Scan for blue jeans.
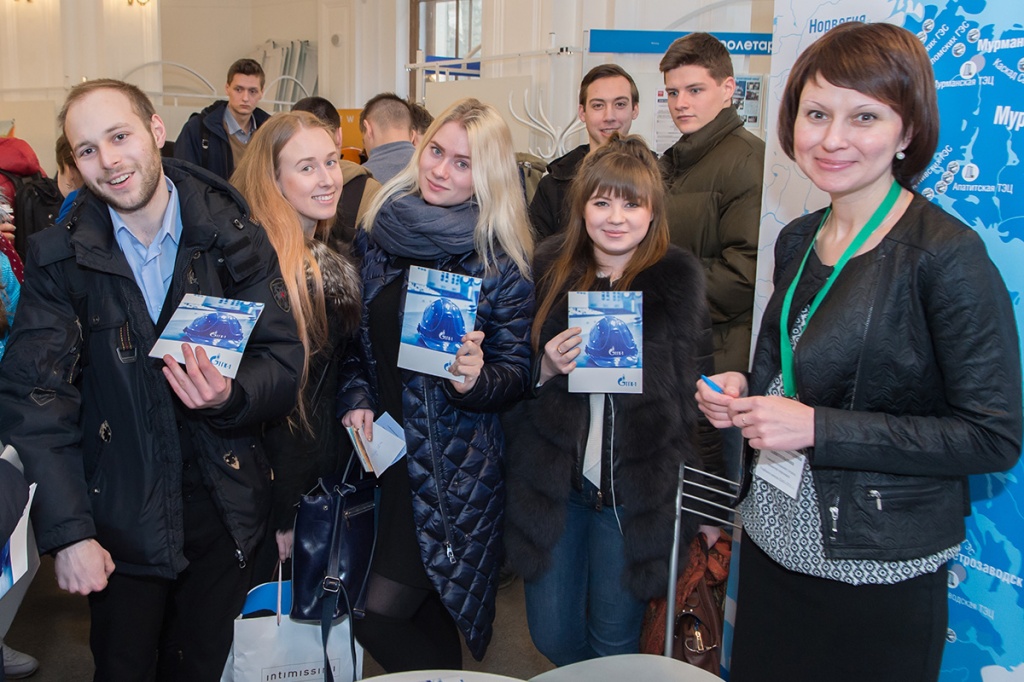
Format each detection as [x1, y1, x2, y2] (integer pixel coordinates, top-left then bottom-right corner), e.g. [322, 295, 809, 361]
[523, 482, 647, 666]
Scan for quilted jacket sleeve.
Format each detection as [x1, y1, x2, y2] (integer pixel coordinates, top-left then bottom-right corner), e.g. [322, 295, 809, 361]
[442, 256, 534, 413]
[335, 230, 376, 417]
[812, 228, 1023, 477]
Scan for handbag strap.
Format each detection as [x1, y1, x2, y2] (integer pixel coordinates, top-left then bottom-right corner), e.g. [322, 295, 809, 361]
[319, 582, 357, 682]
[318, 492, 352, 682]
[317, 482, 380, 682]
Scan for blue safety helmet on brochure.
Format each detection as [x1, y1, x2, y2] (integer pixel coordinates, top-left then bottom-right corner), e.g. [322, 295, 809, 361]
[417, 297, 466, 353]
[585, 315, 639, 367]
[182, 312, 245, 350]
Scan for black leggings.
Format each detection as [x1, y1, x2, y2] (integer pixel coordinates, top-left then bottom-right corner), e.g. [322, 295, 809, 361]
[353, 572, 463, 672]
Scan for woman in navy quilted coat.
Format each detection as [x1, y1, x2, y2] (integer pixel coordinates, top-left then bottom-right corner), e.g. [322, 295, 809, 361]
[337, 97, 534, 671]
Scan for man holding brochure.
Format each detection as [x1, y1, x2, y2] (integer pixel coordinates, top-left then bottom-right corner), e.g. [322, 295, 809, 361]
[0, 79, 303, 682]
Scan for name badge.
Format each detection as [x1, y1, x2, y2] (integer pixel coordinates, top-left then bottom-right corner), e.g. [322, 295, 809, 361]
[753, 449, 806, 499]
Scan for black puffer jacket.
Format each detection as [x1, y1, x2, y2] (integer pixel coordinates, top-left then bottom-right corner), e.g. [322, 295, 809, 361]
[504, 241, 723, 599]
[337, 229, 534, 660]
[0, 159, 304, 577]
[744, 193, 1022, 561]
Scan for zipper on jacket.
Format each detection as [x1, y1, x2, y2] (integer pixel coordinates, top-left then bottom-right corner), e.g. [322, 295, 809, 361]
[849, 259, 881, 410]
[828, 498, 840, 539]
[172, 249, 204, 304]
[425, 393, 457, 564]
[595, 490, 604, 512]
[234, 546, 247, 569]
[868, 489, 882, 511]
[65, 318, 83, 383]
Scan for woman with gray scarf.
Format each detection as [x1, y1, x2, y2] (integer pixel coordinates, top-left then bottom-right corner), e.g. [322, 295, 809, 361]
[337, 98, 534, 671]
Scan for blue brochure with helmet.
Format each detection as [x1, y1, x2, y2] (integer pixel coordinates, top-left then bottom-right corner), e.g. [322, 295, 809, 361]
[567, 291, 643, 394]
[149, 294, 265, 379]
[397, 265, 482, 383]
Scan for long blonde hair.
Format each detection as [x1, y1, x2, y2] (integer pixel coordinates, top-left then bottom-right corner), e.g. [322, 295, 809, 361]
[231, 111, 337, 421]
[361, 98, 533, 277]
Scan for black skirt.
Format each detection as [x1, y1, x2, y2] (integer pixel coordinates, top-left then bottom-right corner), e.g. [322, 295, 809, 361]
[729, 532, 947, 682]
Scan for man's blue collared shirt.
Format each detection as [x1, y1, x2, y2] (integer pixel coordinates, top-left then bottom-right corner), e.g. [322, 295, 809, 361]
[111, 177, 182, 324]
[223, 107, 255, 144]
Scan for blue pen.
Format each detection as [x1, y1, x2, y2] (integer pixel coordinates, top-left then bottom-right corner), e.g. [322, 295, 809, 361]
[700, 374, 725, 394]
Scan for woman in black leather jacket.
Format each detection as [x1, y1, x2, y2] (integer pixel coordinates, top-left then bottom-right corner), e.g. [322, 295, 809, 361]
[696, 22, 1022, 682]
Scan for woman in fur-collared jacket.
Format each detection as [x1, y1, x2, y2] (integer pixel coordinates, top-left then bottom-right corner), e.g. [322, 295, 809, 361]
[231, 112, 362, 580]
[504, 135, 724, 666]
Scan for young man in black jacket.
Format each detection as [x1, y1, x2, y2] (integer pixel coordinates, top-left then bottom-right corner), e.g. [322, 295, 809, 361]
[0, 79, 303, 682]
[174, 58, 270, 180]
[528, 64, 640, 238]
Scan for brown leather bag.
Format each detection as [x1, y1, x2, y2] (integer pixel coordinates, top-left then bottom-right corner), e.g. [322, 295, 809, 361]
[640, 533, 731, 676]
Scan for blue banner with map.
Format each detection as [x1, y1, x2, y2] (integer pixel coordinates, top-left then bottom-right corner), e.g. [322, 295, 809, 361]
[754, 0, 1024, 678]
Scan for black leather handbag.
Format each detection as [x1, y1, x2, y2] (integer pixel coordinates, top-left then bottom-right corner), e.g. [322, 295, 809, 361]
[291, 457, 377, 682]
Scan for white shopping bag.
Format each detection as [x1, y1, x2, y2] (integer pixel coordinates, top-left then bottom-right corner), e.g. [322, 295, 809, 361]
[221, 568, 363, 682]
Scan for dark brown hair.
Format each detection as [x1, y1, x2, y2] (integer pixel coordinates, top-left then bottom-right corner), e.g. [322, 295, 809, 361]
[777, 21, 938, 187]
[292, 96, 342, 130]
[227, 58, 266, 88]
[532, 134, 668, 350]
[579, 64, 640, 107]
[407, 100, 434, 135]
[359, 92, 412, 132]
[659, 32, 734, 83]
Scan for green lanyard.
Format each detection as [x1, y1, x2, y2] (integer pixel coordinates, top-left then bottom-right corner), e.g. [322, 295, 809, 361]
[779, 181, 902, 398]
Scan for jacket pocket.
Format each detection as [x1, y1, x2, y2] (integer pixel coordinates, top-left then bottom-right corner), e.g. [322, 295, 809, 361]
[864, 483, 945, 512]
[84, 297, 133, 366]
[840, 475, 962, 560]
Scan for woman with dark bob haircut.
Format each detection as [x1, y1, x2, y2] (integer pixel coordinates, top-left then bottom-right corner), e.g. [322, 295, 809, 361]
[697, 21, 1022, 681]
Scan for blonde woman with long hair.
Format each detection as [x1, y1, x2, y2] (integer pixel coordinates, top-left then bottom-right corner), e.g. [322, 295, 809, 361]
[231, 111, 361, 578]
[338, 98, 533, 671]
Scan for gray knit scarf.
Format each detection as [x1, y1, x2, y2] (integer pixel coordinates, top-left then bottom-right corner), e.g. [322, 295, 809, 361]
[370, 193, 479, 259]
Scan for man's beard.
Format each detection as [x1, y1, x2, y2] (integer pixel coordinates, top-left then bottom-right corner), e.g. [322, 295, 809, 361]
[89, 145, 163, 215]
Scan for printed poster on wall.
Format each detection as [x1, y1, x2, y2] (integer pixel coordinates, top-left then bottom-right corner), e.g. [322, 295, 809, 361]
[752, 0, 1024, 679]
[654, 75, 764, 155]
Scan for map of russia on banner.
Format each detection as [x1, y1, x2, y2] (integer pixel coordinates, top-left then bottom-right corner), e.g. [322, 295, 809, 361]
[757, 0, 1024, 679]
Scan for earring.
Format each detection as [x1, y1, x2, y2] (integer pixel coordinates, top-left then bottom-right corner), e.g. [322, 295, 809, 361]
[895, 150, 906, 161]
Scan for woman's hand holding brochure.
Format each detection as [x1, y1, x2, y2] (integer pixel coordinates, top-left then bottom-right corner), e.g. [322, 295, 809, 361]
[345, 412, 407, 476]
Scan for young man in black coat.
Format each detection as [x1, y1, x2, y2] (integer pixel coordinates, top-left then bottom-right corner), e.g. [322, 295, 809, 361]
[174, 58, 271, 180]
[528, 64, 641, 239]
[0, 79, 303, 682]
